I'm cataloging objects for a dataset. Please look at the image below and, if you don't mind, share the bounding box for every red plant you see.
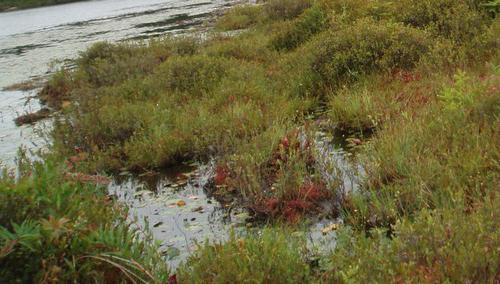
[283,199,312,223]
[393,69,421,83]
[265,198,280,212]
[168,274,177,284]
[298,181,327,202]
[280,136,290,149]
[214,165,229,185]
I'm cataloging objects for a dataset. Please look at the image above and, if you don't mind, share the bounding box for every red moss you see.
[265,198,280,212]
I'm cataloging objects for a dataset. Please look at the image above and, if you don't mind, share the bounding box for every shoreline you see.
[1,0,499,282]
[0,0,85,13]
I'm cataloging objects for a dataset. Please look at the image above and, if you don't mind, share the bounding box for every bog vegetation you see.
[0,0,83,11]
[2,0,499,282]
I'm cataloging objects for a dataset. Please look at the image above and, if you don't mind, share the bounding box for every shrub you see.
[324,203,500,283]
[39,70,73,108]
[205,32,274,62]
[216,4,264,31]
[312,19,431,90]
[343,71,499,230]
[270,4,328,51]
[151,55,231,96]
[0,160,169,283]
[393,0,489,43]
[264,0,312,21]
[178,229,312,283]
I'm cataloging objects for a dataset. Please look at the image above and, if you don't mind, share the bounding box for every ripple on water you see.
[108,161,250,269]
[108,131,364,269]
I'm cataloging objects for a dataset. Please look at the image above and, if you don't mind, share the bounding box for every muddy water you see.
[0,0,238,165]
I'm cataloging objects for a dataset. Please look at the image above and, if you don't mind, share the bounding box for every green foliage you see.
[481,0,500,16]
[0,161,169,282]
[38,1,500,281]
[263,0,312,21]
[215,4,265,31]
[343,71,499,230]
[394,0,489,43]
[325,203,499,283]
[270,4,328,51]
[178,229,312,283]
[312,19,431,90]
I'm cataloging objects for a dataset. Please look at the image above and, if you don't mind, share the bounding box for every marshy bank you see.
[0,0,240,165]
[2,0,500,282]
[0,0,84,12]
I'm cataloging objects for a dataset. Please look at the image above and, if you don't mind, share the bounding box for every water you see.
[0,0,237,165]
[0,0,363,269]
[108,161,252,268]
[107,131,362,269]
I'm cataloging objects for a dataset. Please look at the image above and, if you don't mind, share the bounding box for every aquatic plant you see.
[26,0,500,281]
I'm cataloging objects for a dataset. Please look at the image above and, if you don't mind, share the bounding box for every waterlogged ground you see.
[0,0,239,165]
[109,132,362,268]
[0,0,364,270]
[108,161,246,268]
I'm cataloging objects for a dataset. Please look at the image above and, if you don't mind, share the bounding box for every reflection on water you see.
[108,161,249,269]
[108,132,362,268]
[0,0,237,165]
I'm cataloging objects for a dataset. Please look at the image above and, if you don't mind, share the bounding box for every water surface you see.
[0,0,236,165]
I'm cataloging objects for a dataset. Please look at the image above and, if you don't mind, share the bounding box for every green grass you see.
[178,228,313,283]
[11,0,500,281]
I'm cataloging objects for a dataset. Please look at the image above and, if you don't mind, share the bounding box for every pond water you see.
[108,130,362,269]
[0,0,363,270]
[0,0,238,165]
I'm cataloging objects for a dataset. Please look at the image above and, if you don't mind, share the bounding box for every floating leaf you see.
[321,223,340,235]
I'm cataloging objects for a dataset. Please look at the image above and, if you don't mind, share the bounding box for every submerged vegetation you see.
[2,0,499,282]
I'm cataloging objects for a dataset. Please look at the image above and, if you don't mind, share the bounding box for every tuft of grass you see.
[324,203,499,283]
[177,228,313,283]
[270,3,328,51]
[215,4,265,31]
[343,70,499,230]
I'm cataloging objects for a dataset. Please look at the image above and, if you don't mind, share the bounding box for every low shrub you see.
[263,0,312,21]
[178,229,312,283]
[270,4,328,51]
[394,0,489,43]
[215,4,264,31]
[0,160,169,283]
[343,70,499,230]
[324,203,499,283]
[312,19,432,90]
